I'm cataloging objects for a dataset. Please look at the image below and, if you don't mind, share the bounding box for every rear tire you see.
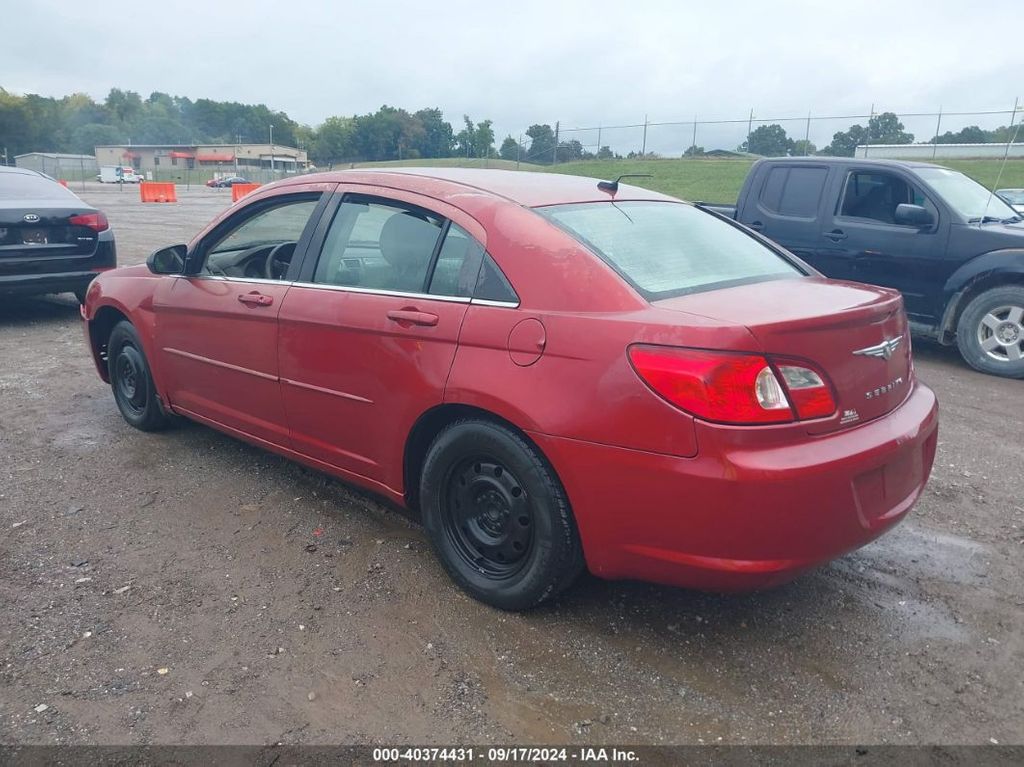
[955,286,1024,378]
[420,419,585,611]
[107,321,169,431]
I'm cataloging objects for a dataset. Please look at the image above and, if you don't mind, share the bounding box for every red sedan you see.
[82,169,938,610]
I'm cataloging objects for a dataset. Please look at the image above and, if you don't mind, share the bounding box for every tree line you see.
[0,86,610,166]
[4,88,1019,164]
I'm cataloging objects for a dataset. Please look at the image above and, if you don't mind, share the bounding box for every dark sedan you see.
[0,166,116,303]
[206,176,250,188]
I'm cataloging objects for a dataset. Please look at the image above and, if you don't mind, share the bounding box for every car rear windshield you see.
[537,201,802,299]
[0,172,78,201]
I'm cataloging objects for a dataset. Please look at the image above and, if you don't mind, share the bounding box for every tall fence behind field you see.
[547,102,1024,161]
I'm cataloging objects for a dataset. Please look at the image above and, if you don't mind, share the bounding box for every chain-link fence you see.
[551,102,1024,160]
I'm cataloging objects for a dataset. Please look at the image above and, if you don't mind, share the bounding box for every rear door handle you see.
[238,291,274,307]
[748,220,764,231]
[387,309,439,327]
[825,229,848,242]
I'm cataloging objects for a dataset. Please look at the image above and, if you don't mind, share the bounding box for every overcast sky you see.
[3,0,1020,153]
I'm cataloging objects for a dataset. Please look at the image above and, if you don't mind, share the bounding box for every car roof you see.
[278,167,680,208]
[0,166,45,177]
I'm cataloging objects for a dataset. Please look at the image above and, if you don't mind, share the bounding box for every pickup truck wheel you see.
[955,286,1024,378]
[420,419,585,611]
[107,321,170,431]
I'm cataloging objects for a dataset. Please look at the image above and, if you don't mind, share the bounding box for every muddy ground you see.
[1,183,1022,746]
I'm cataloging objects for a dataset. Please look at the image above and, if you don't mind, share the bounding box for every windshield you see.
[917,168,1018,221]
[537,201,803,299]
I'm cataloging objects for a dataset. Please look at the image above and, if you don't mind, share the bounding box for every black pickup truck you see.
[706,157,1024,378]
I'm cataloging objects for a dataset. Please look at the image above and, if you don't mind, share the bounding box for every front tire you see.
[420,419,585,610]
[107,321,169,431]
[955,286,1024,378]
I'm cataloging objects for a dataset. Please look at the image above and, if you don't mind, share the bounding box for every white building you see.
[855,143,1024,160]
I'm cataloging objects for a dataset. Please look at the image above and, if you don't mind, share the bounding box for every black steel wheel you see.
[442,457,534,579]
[420,419,585,610]
[107,321,169,431]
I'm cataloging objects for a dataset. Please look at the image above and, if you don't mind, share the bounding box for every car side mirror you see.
[894,203,933,228]
[147,244,187,275]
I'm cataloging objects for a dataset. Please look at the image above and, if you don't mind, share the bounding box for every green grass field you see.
[350,156,1024,204]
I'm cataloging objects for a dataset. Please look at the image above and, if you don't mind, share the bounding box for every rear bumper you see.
[530,381,938,592]
[0,270,102,297]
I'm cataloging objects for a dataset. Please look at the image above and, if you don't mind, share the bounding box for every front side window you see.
[538,201,802,299]
[838,171,938,225]
[202,196,320,280]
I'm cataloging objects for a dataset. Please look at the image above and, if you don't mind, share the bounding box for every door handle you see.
[748,220,764,231]
[238,291,274,307]
[387,308,439,327]
[825,229,848,242]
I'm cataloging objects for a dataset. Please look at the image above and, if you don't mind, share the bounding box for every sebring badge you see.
[23,213,40,223]
[853,335,903,361]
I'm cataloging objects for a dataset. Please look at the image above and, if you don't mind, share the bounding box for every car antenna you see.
[597,174,653,194]
[980,97,1024,225]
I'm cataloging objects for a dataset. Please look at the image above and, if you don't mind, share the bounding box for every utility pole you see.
[596,125,602,157]
[932,107,943,159]
[746,109,754,149]
[516,134,522,170]
[804,111,811,156]
[641,114,648,156]
[269,124,274,173]
[553,121,559,165]
[691,115,697,156]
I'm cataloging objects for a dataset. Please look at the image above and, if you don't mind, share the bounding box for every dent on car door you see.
[278,190,493,493]
[153,189,332,444]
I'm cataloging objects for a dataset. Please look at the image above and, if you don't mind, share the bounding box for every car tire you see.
[420,419,585,611]
[107,321,169,431]
[955,286,1024,378]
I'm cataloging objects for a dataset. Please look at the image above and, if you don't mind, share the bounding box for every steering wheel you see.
[264,242,296,280]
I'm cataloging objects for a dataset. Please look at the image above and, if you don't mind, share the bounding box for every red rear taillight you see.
[628,345,794,424]
[775,361,837,420]
[628,346,838,425]
[69,212,109,232]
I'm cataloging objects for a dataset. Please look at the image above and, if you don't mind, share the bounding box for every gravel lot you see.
[1,183,1022,746]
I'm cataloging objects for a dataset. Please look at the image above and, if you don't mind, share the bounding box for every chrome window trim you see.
[176,275,521,307]
[182,275,296,287]
[289,280,472,304]
[470,298,520,308]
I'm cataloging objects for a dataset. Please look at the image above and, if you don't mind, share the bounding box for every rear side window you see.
[427,224,518,303]
[538,201,802,299]
[0,171,79,200]
[314,199,444,293]
[758,166,827,218]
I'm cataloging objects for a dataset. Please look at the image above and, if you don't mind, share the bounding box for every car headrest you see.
[379,213,437,269]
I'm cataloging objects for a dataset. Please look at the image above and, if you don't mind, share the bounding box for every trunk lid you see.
[654,277,912,432]
[0,202,101,266]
